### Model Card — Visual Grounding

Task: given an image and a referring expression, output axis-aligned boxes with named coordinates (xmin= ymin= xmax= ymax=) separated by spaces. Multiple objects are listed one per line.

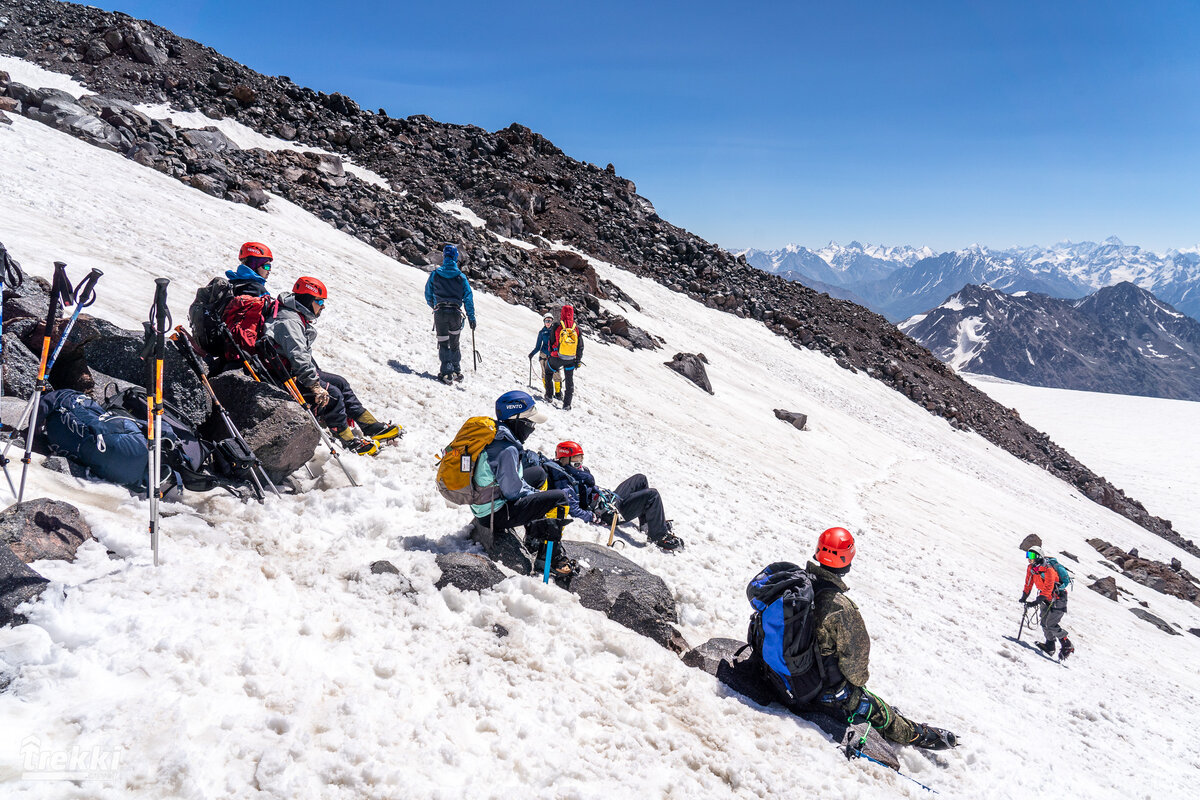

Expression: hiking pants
xmin=613 ymin=473 xmax=668 ymax=539
xmin=434 ymin=305 xmax=464 ymax=376
xmin=485 ymin=489 xmax=570 ymax=532
xmin=305 ymin=370 xmax=365 ymax=431
xmin=816 ymin=683 xmax=918 ymax=746
xmin=546 ymin=356 xmax=576 ymax=406
xmin=1039 ymin=596 xmax=1068 ymax=642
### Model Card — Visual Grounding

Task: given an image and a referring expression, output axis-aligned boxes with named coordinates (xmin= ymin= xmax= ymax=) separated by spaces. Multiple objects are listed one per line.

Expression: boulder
xmin=180 ymin=128 xmax=238 ymax=154
xmin=568 ymin=541 xmax=687 ymax=653
xmin=1129 ymin=607 xmax=1180 ymax=635
xmin=773 ymin=409 xmax=807 ymax=431
xmin=305 ymin=152 xmax=345 ymax=177
xmin=664 ymin=352 xmax=713 ymax=394
xmin=469 ymin=518 xmax=534 ymax=576
xmin=1 ymin=331 xmax=38 ymax=399
xmin=0 ymin=499 xmax=92 ymax=563
xmin=370 ymin=560 xmax=399 ymax=575
xmin=3 ymin=274 xmax=51 ymax=322
xmin=434 ymin=552 xmax=505 ymax=592
xmin=124 ymin=29 xmax=169 ymax=66
xmin=207 ymin=370 xmax=318 ymax=480
xmin=59 ymin=114 xmax=128 ymax=152
xmin=1087 ymin=576 xmax=1119 ymax=601
xmin=0 ymin=543 xmax=48 ymax=626
xmin=682 ymin=637 xmax=900 ymax=769
xmin=78 ymin=326 xmax=211 ymax=427
xmin=1018 ymin=534 xmax=1042 ymax=551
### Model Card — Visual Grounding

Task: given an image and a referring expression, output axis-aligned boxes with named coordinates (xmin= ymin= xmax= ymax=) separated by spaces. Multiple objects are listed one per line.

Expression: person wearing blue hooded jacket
xmin=227 ymin=241 xmax=273 ymax=297
xmin=424 ymin=244 xmax=477 ymax=384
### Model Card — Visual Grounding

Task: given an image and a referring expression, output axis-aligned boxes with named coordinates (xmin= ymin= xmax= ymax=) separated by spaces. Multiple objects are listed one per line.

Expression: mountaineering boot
xmin=336 ymin=426 xmax=379 ymax=456
xmin=647 ymin=520 xmax=683 ymax=551
xmin=1037 ymin=640 xmax=1056 ymax=656
xmin=454 ymin=372 xmax=464 ymax=383
xmin=439 ymin=373 xmax=454 ymax=385
xmin=562 ymin=403 xmax=571 ymax=411
xmin=908 ymin=723 xmax=958 ymax=751
xmin=1058 ymin=636 xmax=1075 ymax=660
xmin=356 ymin=412 xmax=402 ymax=442
xmin=544 ymin=391 xmax=554 ymax=403
xmin=533 ymin=540 xmax=575 ymax=579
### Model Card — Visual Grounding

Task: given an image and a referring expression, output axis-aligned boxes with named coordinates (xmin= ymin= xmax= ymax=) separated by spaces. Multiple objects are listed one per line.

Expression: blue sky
xmin=104 ymin=1 xmax=1200 ymax=252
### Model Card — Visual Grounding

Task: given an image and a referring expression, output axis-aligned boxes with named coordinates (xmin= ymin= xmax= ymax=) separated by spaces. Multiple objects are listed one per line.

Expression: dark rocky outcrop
xmin=0 ymin=498 xmax=92 ymax=562
xmin=434 ymin=552 xmax=505 ymax=592
xmin=1087 ymin=576 xmax=1119 ymax=601
xmin=773 ymin=409 xmax=807 ymax=431
xmin=469 ymin=519 xmax=534 ymax=576
xmin=207 ymin=371 xmax=318 ymax=481
xmin=0 ymin=1 xmax=1189 ymax=556
xmin=0 ymin=542 xmax=48 ymax=625
xmin=1018 ymin=534 xmax=1043 ymax=551
xmin=682 ymin=637 xmax=900 ymax=769
xmin=664 ymin=352 xmax=713 ymax=394
xmin=1087 ymin=538 xmax=1200 ymax=606
xmin=1129 ymin=607 xmax=1180 ymax=636
xmin=569 ymin=542 xmax=688 ymax=653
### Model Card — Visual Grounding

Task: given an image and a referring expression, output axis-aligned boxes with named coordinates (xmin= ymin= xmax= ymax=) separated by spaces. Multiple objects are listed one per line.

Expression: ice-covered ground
xmin=967 ymin=375 xmax=1200 ymax=543
xmin=1 ymin=88 xmax=1198 ymax=799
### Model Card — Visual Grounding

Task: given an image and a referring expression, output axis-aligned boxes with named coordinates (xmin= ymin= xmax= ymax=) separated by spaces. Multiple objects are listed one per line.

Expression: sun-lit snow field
xmin=1 ymin=68 xmax=1198 ymax=799
xmin=967 ymin=375 xmax=1200 ymax=544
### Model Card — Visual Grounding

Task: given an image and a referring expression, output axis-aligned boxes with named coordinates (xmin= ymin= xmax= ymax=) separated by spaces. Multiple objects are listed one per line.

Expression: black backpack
xmin=188 ymin=277 xmax=235 ymax=357
xmin=746 ymin=562 xmax=827 ymax=707
xmin=101 ymin=387 xmax=257 ymax=496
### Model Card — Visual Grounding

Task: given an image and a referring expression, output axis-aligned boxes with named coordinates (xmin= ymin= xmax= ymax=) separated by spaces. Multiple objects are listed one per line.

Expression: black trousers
xmin=613 ymin=473 xmax=668 ymax=539
xmin=546 ymin=356 xmax=576 ymax=406
xmin=302 ymin=369 xmax=364 ymax=431
xmin=434 ymin=306 xmax=463 ymax=375
xmin=485 ymin=490 xmax=570 ymax=531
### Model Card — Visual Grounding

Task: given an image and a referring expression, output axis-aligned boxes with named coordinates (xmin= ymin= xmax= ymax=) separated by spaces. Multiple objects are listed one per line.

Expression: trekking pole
xmin=13 ymin=262 xmax=75 ymax=501
xmin=0 ymin=244 xmax=26 ymax=492
xmin=472 ymin=327 xmax=480 ymax=372
xmin=172 ymin=326 xmax=278 ymax=501
xmin=146 ymin=279 xmax=170 ymax=566
xmin=528 ymin=357 xmax=533 ymax=389
xmin=1017 ymin=604 xmax=1031 ymax=642
xmin=259 ymin=347 xmax=359 ymax=488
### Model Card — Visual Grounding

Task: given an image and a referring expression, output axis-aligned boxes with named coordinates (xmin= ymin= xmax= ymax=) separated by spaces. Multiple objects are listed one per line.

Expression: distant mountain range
xmin=899 ymin=282 xmax=1200 ymax=401
xmin=737 ymin=238 xmax=1200 ymax=323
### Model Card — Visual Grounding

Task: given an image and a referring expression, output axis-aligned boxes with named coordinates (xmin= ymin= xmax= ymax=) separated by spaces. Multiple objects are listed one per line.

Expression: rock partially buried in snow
xmin=1018 ymin=534 xmax=1042 ymax=551
xmin=0 ymin=543 xmax=48 ymax=626
xmin=773 ymin=409 xmax=807 ymax=431
xmin=208 ymin=371 xmax=318 ymax=481
xmin=664 ymin=352 xmax=713 ymax=394
xmin=434 ymin=552 xmax=505 ymax=592
xmin=1088 ymin=576 xmax=1119 ymax=601
xmin=470 ymin=519 xmax=535 ymax=576
xmin=568 ymin=541 xmax=688 ymax=653
xmin=1129 ymin=607 xmax=1180 ymax=635
xmin=683 ymin=637 xmax=900 ymax=770
xmin=0 ymin=498 xmax=93 ymax=563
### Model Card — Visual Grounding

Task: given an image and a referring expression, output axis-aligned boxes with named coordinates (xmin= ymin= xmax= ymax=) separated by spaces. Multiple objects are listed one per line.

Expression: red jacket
xmin=1024 ymin=563 xmax=1060 ymax=601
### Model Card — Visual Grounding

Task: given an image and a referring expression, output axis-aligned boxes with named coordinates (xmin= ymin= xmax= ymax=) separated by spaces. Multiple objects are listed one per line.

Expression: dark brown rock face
xmin=1087 ymin=538 xmax=1200 ymax=606
xmin=1087 ymin=576 xmax=1119 ymax=601
xmin=208 ymin=371 xmax=319 ymax=481
xmin=0 ymin=543 xmax=48 ymax=626
xmin=665 ymin=352 xmax=713 ymax=394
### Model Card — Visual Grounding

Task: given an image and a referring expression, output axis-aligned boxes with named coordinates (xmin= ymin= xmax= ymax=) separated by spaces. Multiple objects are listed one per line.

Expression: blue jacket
xmin=534 ymin=454 xmax=597 ymax=522
xmin=425 ymin=259 xmax=476 ymax=323
xmin=224 ymin=264 xmax=269 ymax=297
xmin=528 ymin=326 xmax=552 ymax=359
xmin=471 ymin=424 xmax=532 ymax=517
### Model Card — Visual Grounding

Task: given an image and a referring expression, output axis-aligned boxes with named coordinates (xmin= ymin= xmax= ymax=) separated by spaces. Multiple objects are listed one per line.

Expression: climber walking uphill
xmin=1020 ymin=546 xmax=1074 ymax=660
xmin=261 ymin=276 xmax=400 ymax=455
xmin=545 ymin=304 xmax=583 ymax=410
xmin=746 ymin=528 xmax=958 ymax=752
xmin=424 ymin=244 xmax=476 ymax=384
xmin=540 ymin=441 xmax=684 ymax=551
xmin=528 ymin=313 xmax=554 ymax=393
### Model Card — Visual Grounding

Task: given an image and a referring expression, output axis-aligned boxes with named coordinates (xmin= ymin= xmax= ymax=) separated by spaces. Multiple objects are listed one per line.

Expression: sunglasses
xmin=315 ymin=299 xmax=325 ymax=307
xmin=569 ymin=455 xmax=584 ymax=465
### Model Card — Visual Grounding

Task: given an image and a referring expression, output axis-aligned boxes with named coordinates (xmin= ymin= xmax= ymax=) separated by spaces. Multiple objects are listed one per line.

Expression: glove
xmin=469 ymin=318 xmax=477 ymax=330
xmin=310 ymin=383 xmax=332 ymax=411
xmin=1018 ymin=592 xmax=1029 ymax=604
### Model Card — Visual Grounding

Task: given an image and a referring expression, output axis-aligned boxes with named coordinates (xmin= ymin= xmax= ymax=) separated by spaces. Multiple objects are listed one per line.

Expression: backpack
xmin=557 ymin=325 xmax=579 ymax=358
xmin=188 ymin=277 xmax=235 ymax=357
xmin=745 ymin=562 xmax=827 ymax=707
xmin=436 ymin=417 xmax=499 ymax=505
xmin=39 ymin=389 xmax=158 ymax=489
xmin=1047 ymin=557 xmax=1073 ymax=592
xmin=222 ymin=295 xmax=278 ymax=361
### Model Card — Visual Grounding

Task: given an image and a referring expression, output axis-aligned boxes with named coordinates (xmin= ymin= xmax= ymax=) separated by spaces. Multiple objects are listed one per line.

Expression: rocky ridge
xmin=0 ymin=0 xmax=1191 ymax=555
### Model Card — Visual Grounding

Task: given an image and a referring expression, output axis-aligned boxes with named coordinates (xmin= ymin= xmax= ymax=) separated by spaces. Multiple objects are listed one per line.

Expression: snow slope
xmin=1 ymin=105 xmax=1198 ymax=799
xmin=967 ymin=376 xmax=1200 ymax=543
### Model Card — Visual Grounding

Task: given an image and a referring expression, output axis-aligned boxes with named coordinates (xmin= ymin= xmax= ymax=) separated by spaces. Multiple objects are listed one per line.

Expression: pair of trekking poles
xmin=217 ymin=322 xmax=360 ymax=488
xmin=1 ymin=261 xmax=102 ymax=503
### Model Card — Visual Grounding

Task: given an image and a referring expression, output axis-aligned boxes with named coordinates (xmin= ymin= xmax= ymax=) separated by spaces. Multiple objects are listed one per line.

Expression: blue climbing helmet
xmin=443 ymin=244 xmax=458 ymax=263
xmin=495 ymin=390 xmax=547 ymax=423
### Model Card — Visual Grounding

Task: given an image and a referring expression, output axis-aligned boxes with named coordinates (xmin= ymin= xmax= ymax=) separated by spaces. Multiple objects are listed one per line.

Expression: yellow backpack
xmin=558 ymin=325 xmax=579 ymax=358
xmin=436 ymin=417 xmax=498 ymax=505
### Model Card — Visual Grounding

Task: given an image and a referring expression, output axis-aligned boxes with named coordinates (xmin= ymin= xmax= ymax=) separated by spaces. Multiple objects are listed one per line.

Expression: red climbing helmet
xmin=292 ymin=276 xmax=328 ymax=299
xmin=556 ymin=441 xmax=583 ymax=460
xmin=814 ymin=527 xmax=856 ymax=568
xmin=239 ymin=242 xmax=272 ymax=260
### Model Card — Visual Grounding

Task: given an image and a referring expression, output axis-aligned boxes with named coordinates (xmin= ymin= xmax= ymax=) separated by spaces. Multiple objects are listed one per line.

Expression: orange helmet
xmin=293 ymin=276 xmax=327 ymax=299
xmin=555 ymin=441 xmax=583 ymax=459
xmin=814 ymin=527 xmax=856 ymax=568
xmin=239 ymin=242 xmax=272 ymax=260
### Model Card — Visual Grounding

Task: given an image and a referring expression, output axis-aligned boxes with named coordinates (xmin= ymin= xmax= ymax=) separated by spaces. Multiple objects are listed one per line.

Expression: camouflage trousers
xmin=817 ymin=684 xmax=918 ymax=745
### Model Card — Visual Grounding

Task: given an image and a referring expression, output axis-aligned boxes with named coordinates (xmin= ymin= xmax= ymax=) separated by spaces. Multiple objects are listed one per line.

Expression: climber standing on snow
xmin=425 ymin=244 xmax=476 ymax=384
xmin=1020 ymin=546 xmax=1074 ymax=660
xmin=545 ymin=304 xmax=583 ymax=410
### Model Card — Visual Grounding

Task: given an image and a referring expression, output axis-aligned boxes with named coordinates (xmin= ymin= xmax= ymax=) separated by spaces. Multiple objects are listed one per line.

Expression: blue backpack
xmin=39 ymin=389 xmax=168 ymax=489
xmin=745 ymin=562 xmax=827 ymax=707
xmin=1047 ymin=557 xmax=1073 ymax=591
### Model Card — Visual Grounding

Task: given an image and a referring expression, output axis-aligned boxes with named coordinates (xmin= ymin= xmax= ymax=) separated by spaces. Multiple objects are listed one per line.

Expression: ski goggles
xmin=569 ymin=455 xmax=584 ymax=465
xmin=315 ymin=298 xmax=325 ymax=307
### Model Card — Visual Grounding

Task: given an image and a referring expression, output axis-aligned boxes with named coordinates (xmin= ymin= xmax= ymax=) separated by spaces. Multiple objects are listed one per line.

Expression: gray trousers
xmin=1039 ymin=597 xmax=1068 ymax=642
